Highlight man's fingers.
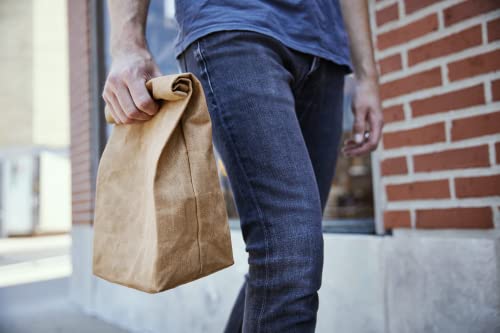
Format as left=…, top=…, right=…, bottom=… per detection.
left=367, top=110, right=384, bottom=148
left=103, top=96, right=120, bottom=124
left=113, top=83, right=151, bottom=122
left=352, top=107, right=368, bottom=144
left=343, top=110, right=384, bottom=157
left=103, top=92, right=127, bottom=124
left=128, top=80, right=159, bottom=116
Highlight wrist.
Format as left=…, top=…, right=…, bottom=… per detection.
left=355, top=69, right=379, bottom=84
left=110, top=29, right=149, bottom=60
left=353, top=59, right=379, bottom=83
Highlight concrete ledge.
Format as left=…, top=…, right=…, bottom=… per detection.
left=386, top=231, right=500, bottom=333
left=70, top=226, right=500, bottom=333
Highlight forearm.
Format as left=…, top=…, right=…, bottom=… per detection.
left=108, top=0, right=151, bottom=58
left=103, top=0, right=161, bottom=125
left=339, top=0, right=378, bottom=81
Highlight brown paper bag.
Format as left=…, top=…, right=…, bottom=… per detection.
left=92, top=73, right=234, bottom=293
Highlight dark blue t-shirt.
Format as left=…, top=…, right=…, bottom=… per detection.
left=173, top=0, right=353, bottom=74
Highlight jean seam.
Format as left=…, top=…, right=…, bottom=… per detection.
left=294, top=56, right=322, bottom=124
left=195, top=40, right=271, bottom=333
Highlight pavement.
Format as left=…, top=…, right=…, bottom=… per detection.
left=0, top=235, right=129, bottom=333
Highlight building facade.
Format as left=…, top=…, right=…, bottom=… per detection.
left=69, top=1, right=500, bottom=332
left=0, top=0, right=71, bottom=237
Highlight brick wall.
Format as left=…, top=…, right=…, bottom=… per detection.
left=371, top=0, right=500, bottom=230
left=68, top=0, right=96, bottom=226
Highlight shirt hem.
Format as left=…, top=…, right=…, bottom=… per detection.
left=174, top=24, right=354, bottom=75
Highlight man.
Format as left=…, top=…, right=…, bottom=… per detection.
left=103, top=0, right=383, bottom=332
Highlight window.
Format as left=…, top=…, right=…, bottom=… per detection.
left=99, top=0, right=375, bottom=234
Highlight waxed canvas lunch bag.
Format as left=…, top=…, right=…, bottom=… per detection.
left=92, top=73, right=234, bottom=293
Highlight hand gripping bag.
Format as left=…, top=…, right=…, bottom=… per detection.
left=92, top=73, right=234, bottom=293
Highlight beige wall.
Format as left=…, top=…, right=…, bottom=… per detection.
left=33, top=0, right=69, bottom=147
left=0, top=0, right=69, bottom=149
left=0, top=0, right=33, bottom=147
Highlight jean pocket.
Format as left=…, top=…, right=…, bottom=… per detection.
left=305, top=55, right=321, bottom=78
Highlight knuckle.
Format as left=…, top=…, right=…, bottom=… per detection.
left=137, top=98, right=154, bottom=111
left=122, top=68, right=135, bottom=80
left=107, top=75, right=120, bottom=86
left=126, top=108, right=141, bottom=118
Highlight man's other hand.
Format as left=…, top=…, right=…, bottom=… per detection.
left=342, top=78, right=384, bottom=157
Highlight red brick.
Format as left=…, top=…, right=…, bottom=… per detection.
left=376, top=3, right=399, bottom=27
left=444, top=0, right=500, bottom=27
left=381, top=156, right=408, bottom=176
left=377, top=14, right=439, bottom=50
left=416, top=207, right=493, bottom=229
left=405, top=0, right=442, bottom=14
left=451, top=111, right=500, bottom=141
left=487, top=17, right=500, bottom=42
left=379, top=53, right=402, bottom=75
left=408, top=25, right=482, bottom=66
left=492, top=79, right=500, bottom=101
left=383, top=104, right=405, bottom=123
left=455, top=174, right=500, bottom=198
left=383, top=122, right=445, bottom=149
left=386, top=179, right=450, bottom=201
left=413, top=145, right=490, bottom=172
left=411, top=84, right=485, bottom=117
left=496, top=142, right=500, bottom=164
left=448, top=49, right=500, bottom=82
left=384, top=210, right=411, bottom=229
left=380, top=67, right=442, bottom=100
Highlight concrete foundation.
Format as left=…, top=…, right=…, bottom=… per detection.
left=71, top=225, right=500, bottom=333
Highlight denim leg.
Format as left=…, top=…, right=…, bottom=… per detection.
left=220, top=58, right=346, bottom=333
left=295, top=58, right=346, bottom=213
left=223, top=273, right=249, bottom=333
left=179, top=31, right=327, bottom=333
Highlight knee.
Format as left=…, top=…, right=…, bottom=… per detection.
left=271, top=226, right=324, bottom=279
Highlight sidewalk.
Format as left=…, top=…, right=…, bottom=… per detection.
left=0, top=235, right=128, bottom=333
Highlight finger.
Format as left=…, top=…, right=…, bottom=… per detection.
left=342, top=132, right=372, bottom=155
left=343, top=130, right=378, bottom=156
left=367, top=110, right=384, bottom=148
left=113, top=82, right=151, bottom=122
left=102, top=83, right=122, bottom=124
left=103, top=95, right=120, bottom=124
left=127, top=79, right=159, bottom=116
left=105, top=91, right=128, bottom=124
left=345, top=111, right=384, bottom=157
left=343, top=142, right=373, bottom=156
left=343, top=137, right=362, bottom=148
left=342, top=141, right=362, bottom=152
left=352, top=107, right=368, bottom=144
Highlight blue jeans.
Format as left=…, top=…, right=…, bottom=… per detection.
left=178, top=30, right=347, bottom=333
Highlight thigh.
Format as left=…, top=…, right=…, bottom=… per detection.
left=295, top=59, right=346, bottom=214
left=179, top=31, right=324, bottom=245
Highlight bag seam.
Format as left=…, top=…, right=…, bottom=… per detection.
left=180, top=99, right=204, bottom=277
